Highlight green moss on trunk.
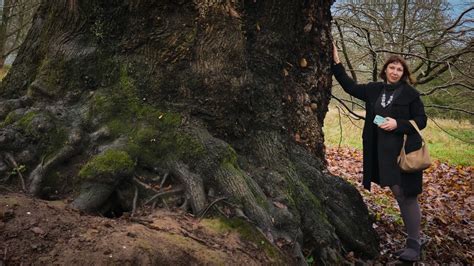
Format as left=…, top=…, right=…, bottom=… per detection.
left=86, top=63, right=205, bottom=169
left=79, top=150, right=134, bottom=183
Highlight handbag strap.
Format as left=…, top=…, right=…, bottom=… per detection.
left=408, top=120, right=423, bottom=138
left=401, top=120, right=426, bottom=149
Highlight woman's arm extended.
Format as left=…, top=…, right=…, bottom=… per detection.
left=331, top=43, right=369, bottom=102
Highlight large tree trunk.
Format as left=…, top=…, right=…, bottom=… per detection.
left=0, top=0, right=379, bottom=263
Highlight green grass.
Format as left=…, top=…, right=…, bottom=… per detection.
left=323, top=106, right=474, bottom=166
left=323, top=107, right=365, bottom=150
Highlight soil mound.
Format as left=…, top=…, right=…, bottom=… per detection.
left=0, top=193, right=288, bottom=265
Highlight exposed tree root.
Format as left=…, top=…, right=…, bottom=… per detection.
left=0, top=0, right=380, bottom=263
left=190, top=128, right=275, bottom=231
left=0, top=97, right=30, bottom=119
left=89, top=126, right=111, bottom=143
left=171, top=162, right=207, bottom=214
left=70, top=182, right=116, bottom=212
left=28, top=128, right=83, bottom=196
left=289, top=144, right=379, bottom=258
left=0, top=114, right=377, bottom=263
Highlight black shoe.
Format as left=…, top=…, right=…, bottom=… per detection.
left=398, top=238, right=421, bottom=262
left=393, top=248, right=405, bottom=257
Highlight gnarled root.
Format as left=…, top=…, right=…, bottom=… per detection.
left=170, top=162, right=206, bottom=214
left=28, top=128, right=83, bottom=196
left=70, top=182, right=116, bottom=212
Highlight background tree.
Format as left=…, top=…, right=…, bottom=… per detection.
left=0, top=0, right=379, bottom=263
left=0, top=0, right=40, bottom=68
left=332, top=0, right=473, bottom=122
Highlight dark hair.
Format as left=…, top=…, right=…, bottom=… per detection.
left=379, top=55, right=415, bottom=84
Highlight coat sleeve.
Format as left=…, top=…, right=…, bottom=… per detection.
left=394, top=96, right=427, bottom=135
left=331, top=63, right=369, bottom=102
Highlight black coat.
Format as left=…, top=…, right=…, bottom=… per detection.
left=332, top=63, right=427, bottom=196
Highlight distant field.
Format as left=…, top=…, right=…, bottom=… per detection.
left=323, top=106, right=473, bottom=166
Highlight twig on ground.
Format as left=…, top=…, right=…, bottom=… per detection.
left=159, top=172, right=169, bottom=189
left=131, top=185, right=138, bottom=217
left=236, top=246, right=257, bottom=258
left=179, top=198, right=189, bottom=211
left=144, top=187, right=184, bottom=205
left=162, top=198, right=169, bottom=210
left=129, top=217, right=153, bottom=224
left=180, top=229, right=207, bottom=245
left=0, top=185, right=14, bottom=193
left=198, top=197, right=227, bottom=219
left=148, top=172, right=171, bottom=208
left=4, top=153, right=26, bottom=191
left=132, top=176, right=154, bottom=190
left=214, top=206, right=229, bottom=218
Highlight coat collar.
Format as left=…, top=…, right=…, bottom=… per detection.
left=391, top=82, right=420, bottom=104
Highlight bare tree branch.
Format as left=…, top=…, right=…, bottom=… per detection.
left=417, top=58, right=460, bottom=85
left=430, top=6, right=474, bottom=49
left=425, top=104, right=474, bottom=115
left=401, top=0, right=408, bottom=53
left=429, top=117, right=474, bottom=144
left=451, top=63, right=474, bottom=80
left=374, top=49, right=446, bottom=64
left=333, top=1, right=473, bottom=120
left=335, top=19, right=358, bottom=82
left=420, top=83, right=474, bottom=96
left=330, top=94, right=365, bottom=120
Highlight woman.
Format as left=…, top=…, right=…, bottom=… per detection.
left=331, top=44, right=427, bottom=262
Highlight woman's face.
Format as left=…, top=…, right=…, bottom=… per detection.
left=385, top=62, right=404, bottom=84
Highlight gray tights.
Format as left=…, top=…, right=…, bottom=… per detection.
left=390, top=185, right=421, bottom=242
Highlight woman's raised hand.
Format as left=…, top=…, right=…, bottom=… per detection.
left=332, top=42, right=341, bottom=64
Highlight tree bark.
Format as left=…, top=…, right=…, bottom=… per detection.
left=0, top=0, right=12, bottom=68
left=0, top=0, right=379, bottom=263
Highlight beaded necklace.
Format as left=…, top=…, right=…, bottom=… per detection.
left=380, top=82, right=401, bottom=108
left=381, top=91, right=394, bottom=108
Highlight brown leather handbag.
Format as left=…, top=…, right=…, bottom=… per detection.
left=398, top=120, right=432, bottom=173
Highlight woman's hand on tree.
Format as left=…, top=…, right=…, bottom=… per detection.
left=332, top=42, right=341, bottom=64
left=380, top=117, right=397, bottom=131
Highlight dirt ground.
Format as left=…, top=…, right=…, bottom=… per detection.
left=0, top=192, right=288, bottom=265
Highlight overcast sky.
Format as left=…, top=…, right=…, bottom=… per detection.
left=447, top=0, right=473, bottom=17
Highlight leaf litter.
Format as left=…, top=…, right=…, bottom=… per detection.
left=326, top=147, right=473, bottom=264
